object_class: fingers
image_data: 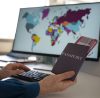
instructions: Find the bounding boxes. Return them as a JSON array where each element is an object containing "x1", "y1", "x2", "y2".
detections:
[
  {"x1": 56, "y1": 71, "x2": 75, "y2": 81},
  {"x1": 17, "y1": 63, "x2": 30, "y2": 71},
  {"x1": 12, "y1": 63, "x2": 30, "y2": 71},
  {"x1": 10, "y1": 70, "x2": 24, "y2": 76},
  {"x1": 62, "y1": 80, "x2": 75, "y2": 89}
]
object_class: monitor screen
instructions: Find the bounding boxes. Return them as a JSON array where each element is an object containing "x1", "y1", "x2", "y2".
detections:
[{"x1": 13, "y1": 2, "x2": 100, "y2": 60}]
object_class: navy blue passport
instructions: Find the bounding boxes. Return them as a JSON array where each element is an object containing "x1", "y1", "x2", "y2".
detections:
[{"x1": 52, "y1": 43, "x2": 89, "y2": 81}]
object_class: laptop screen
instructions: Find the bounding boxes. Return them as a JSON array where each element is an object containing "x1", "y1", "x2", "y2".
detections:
[{"x1": 13, "y1": 2, "x2": 100, "y2": 60}]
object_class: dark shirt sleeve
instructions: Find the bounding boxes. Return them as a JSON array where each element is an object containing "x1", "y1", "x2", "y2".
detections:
[{"x1": 0, "y1": 79, "x2": 40, "y2": 98}]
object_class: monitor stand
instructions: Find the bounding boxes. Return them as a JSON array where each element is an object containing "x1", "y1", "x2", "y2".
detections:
[
  {"x1": 7, "y1": 52, "x2": 57, "y2": 65},
  {"x1": 32, "y1": 55, "x2": 57, "y2": 65}
]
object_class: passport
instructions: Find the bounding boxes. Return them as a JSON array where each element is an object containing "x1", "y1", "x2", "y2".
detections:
[
  {"x1": 75, "y1": 36, "x2": 97, "y2": 54},
  {"x1": 52, "y1": 43, "x2": 89, "y2": 81}
]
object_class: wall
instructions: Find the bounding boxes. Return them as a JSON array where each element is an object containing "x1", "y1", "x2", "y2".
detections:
[{"x1": 0, "y1": 39, "x2": 13, "y2": 55}]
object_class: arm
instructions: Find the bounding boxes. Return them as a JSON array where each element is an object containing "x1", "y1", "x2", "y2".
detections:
[
  {"x1": 0, "y1": 63, "x2": 76, "y2": 98},
  {"x1": 0, "y1": 63, "x2": 40, "y2": 98},
  {"x1": 39, "y1": 71, "x2": 75, "y2": 95},
  {"x1": 0, "y1": 79, "x2": 40, "y2": 98},
  {"x1": 0, "y1": 71, "x2": 75, "y2": 98}
]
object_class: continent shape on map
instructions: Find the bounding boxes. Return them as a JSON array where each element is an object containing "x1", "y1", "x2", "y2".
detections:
[
  {"x1": 46, "y1": 8, "x2": 91, "y2": 46},
  {"x1": 42, "y1": 8, "x2": 50, "y2": 19},
  {"x1": 31, "y1": 34, "x2": 40, "y2": 51},
  {"x1": 22, "y1": 12, "x2": 40, "y2": 33}
]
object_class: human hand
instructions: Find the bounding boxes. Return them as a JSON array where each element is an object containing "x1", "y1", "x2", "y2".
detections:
[
  {"x1": 39, "y1": 71, "x2": 75, "y2": 95},
  {"x1": 0, "y1": 63, "x2": 30, "y2": 79}
]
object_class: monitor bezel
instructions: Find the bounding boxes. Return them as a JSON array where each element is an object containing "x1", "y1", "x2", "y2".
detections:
[{"x1": 12, "y1": 2, "x2": 100, "y2": 61}]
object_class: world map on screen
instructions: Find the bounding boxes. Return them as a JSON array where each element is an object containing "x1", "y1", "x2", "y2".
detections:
[{"x1": 22, "y1": 8, "x2": 91, "y2": 51}]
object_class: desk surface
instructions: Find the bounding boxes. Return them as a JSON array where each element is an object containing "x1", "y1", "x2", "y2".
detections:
[{"x1": 38, "y1": 72, "x2": 100, "y2": 98}]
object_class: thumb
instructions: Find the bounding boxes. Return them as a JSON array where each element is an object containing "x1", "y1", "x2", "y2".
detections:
[
  {"x1": 56, "y1": 71, "x2": 75, "y2": 81},
  {"x1": 10, "y1": 70, "x2": 24, "y2": 76}
]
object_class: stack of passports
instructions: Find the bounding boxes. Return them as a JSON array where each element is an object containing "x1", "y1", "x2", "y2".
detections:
[{"x1": 52, "y1": 43, "x2": 90, "y2": 81}]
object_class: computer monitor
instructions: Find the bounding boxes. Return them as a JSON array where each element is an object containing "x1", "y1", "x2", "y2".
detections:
[{"x1": 13, "y1": 2, "x2": 100, "y2": 61}]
